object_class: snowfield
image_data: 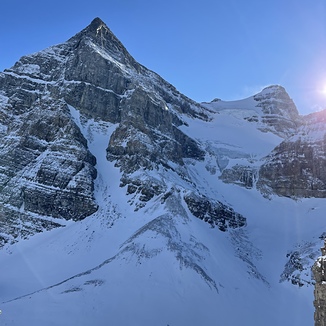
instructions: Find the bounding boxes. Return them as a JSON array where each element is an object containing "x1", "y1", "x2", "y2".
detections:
[{"x1": 1, "y1": 101, "x2": 325, "y2": 326}]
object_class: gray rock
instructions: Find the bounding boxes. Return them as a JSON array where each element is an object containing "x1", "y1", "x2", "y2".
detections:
[
  {"x1": 253, "y1": 85, "x2": 301, "y2": 138},
  {"x1": 184, "y1": 193, "x2": 246, "y2": 231},
  {"x1": 0, "y1": 85, "x2": 98, "y2": 246},
  {"x1": 3, "y1": 16, "x2": 323, "y2": 250},
  {"x1": 0, "y1": 17, "x2": 211, "y2": 246},
  {"x1": 220, "y1": 165, "x2": 258, "y2": 189},
  {"x1": 257, "y1": 109, "x2": 326, "y2": 198},
  {"x1": 312, "y1": 240, "x2": 326, "y2": 326}
]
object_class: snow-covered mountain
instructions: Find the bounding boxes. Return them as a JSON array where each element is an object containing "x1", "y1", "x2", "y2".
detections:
[{"x1": 0, "y1": 17, "x2": 325, "y2": 325}]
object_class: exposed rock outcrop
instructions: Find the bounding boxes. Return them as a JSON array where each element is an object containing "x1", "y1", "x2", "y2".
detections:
[
  {"x1": 1, "y1": 16, "x2": 325, "y2": 252},
  {"x1": 219, "y1": 165, "x2": 258, "y2": 189},
  {"x1": 0, "y1": 18, "x2": 241, "y2": 246},
  {"x1": 312, "y1": 240, "x2": 326, "y2": 326},
  {"x1": 280, "y1": 241, "x2": 319, "y2": 287},
  {"x1": 253, "y1": 85, "x2": 300, "y2": 138},
  {"x1": 257, "y1": 109, "x2": 326, "y2": 198},
  {"x1": 0, "y1": 91, "x2": 98, "y2": 246},
  {"x1": 184, "y1": 193, "x2": 246, "y2": 231}
]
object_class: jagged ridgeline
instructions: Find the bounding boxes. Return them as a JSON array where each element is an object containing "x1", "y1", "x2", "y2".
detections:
[
  {"x1": 0, "y1": 17, "x2": 326, "y2": 247},
  {"x1": 0, "y1": 18, "x2": 244, "y2": 245}
]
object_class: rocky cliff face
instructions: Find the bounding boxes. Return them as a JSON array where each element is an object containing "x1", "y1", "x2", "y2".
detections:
[
  {"x1": 202, "y1": 85, "x2": 326, "y2": 199},
  {"x1": 0, "y1": 16, "x2": 324, "y2": 255},
  {"x1": 253, "y1": 85, "x2": 300, "y2": 138},
  {"x1": 257, "y1": 109, "x2": 326, "y2": 198},
  {"x1": 0, "y1": 81, "x2": 98, "y2": 245},
  {"x1": 0, "y1": 18, "x2": 245, "y2": 247},
  {"x1": 312, "y1": 241, "x2": 326, "y2": 326}
]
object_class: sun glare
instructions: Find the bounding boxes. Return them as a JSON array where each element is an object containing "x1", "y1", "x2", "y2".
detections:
[
  {"x1": 315, "y1": 83, "x2": 326, "y2": 99},
  {"x1": 319, "y1": 83, "x2": 326, "y2": 96}
]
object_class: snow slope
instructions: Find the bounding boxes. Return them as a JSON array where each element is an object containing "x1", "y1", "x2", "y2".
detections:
[{"x1": 1, "y1": 99, "x2": 325, "y2": 326}]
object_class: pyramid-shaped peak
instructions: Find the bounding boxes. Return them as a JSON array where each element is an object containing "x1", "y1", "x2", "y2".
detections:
[
  {"x1": 86, "y1": 17, "x2": 110, "y2": 34},
  {"x1": 79, "y1": 17, "x2": 114, "y2": 38},
  {"x1": 65, "y1": 17, "x2": 139, "y2": 70},
  {"x1": 90, "y1": 17, "x2": 106, "y2": 28}
]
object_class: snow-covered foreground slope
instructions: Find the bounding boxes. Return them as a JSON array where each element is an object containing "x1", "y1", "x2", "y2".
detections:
[
  {"x1": 1, "y1": 186, "x2": 324, "y2": 325},
  {"x1": 1, "y1": 187, "x2": 324, "y2": 325},
  {"x1": 1, "y1": 103, "x2": 325, "y2": 326}
]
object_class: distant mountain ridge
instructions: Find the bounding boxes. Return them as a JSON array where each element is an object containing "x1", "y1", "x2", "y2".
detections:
[{"x1": 203, "y1": 85, "x2": 326, "y2": 198}]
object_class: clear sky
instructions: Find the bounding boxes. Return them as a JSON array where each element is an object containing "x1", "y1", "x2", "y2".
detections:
[{"x1": 1, "y1": 0, "x2": 326, "y2": 114}]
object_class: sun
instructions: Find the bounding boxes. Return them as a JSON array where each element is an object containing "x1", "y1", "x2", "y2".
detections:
[{"x1": 316, "y1": 83, "x2": 326, "y2": 98}]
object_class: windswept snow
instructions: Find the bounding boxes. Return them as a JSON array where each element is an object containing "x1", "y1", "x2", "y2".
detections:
[{"x1": 1, "y1": 101, "x2": 325, "y2": 326}]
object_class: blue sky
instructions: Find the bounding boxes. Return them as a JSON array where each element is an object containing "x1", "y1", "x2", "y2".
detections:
[{"x1": 1, "y1": 0, "x2": 326, "y2": 114}]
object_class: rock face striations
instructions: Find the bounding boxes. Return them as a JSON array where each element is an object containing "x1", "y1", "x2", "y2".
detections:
[
  {"x1": 253, "y1": 85, "x2": 300, "y2": 138},
  {"x1": 0, "y1": 17, "x2": 325, "y2": 250},
  {"x1": 203, "y1": 85, "x2": 326, "y2": 199},
  {"x1": 0, "y1": 18, "x2": 243, "y2": 246},
  {"x1": 257, "y1": 109, "x2": 326, "y2": 198},
  {"x1": 312, "y1": 240, "x2": 326, "y2": 326}
]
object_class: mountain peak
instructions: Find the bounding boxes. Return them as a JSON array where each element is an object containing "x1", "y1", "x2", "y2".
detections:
[
  {"x1": 90, "y1": 17, "x2": 106, "y2": 28},
  {"x1": 74, "y1": 17, "x2": 115, "y2": 41},
  {"x1": 67, "y1": 17, "x2": 139, "y2": 70},
  {"x1": 257, "y1": 85, "x2": 298, "y2": 111},
  {"x1": 85, "y1": 17, "x2": 110, "y2": 36},
  {"x1": 259, "y1": 84, "x2": 288, "y2": 96},
  {"x1": 253, "y1": 84, "x2": 300, "y2": 137}
]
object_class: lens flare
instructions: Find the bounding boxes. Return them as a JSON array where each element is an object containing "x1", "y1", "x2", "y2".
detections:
[{"x1": 318, "y1": 82, "x2": 326, "y2": 96}]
